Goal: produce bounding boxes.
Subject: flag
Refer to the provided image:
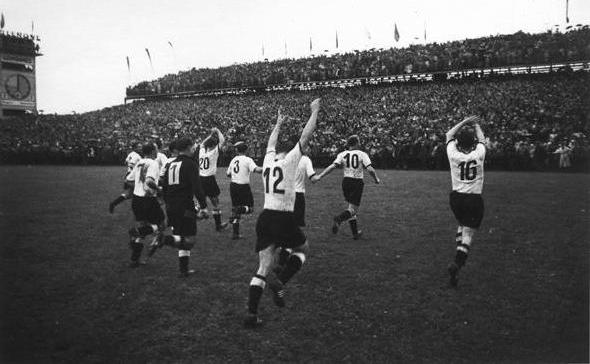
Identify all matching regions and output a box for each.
[335,31,339,49]
[126,56,130,72]
[145,48,153,70]
[309,37,313,52]
[566,0,569,23]
[365,27,372,40]
[168,41,174,48]
[394,23,400,42]
[32,20,35,34]
[1,13,5,29]
[284,41,288,56]
[424,22,427,41]
[261,42,265,56]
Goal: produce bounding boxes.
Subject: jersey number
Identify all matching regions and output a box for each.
[168,162,182,185]
[458,161,477,181]
[263,167,285,194]
[199,157,210,170]
[233,160,240,173]
[343,153,359,169]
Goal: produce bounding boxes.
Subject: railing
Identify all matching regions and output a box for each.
[125,60,590,103]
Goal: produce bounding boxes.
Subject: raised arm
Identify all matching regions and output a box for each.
[299,98,321,149]
[267,108,287,151]
[445,115,480,143]
[212,127,225,148]
[474,122,485,143]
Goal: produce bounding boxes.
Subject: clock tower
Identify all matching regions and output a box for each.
[0,30,41,118]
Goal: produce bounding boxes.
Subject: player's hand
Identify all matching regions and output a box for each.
[311,175,321,183]
[375,177,381,184]
[462,115,480,124]
[277,108,287,124]
[197,208,209,220]
[310,98,321,113]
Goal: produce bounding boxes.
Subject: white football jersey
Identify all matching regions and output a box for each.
[333,150,372,179]
[199,145,219,177]
[132,158,160,197]
[447,140,485,194]
[125,151,141,181]
[155,152,168,177]
[295,155,315,193]
[262,144,302,212]
[227,155,259,184]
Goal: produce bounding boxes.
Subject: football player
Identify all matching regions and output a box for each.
[276,144,315,271]
[226,141,262,239]
[244,99,320,328]
[109,143,141,213]
[157,137,209,277]
[445,116,486,287]
[154,139,169,179]
[199,127,228,231]
[313,135,380,239]
[127,143,165,267]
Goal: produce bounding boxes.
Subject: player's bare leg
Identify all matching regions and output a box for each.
[245,245,275,328]
[269,242,309,308]
[210,196,228,231]
[449,226,474,287]
[231,205,252,239]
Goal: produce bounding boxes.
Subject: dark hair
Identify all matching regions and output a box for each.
[456,127,476,150]
[204,135,218,149]
[176,137,194,152]
[141,142,156,156]
[168,140,178,153]
[347,135,359,148]
[235,142,248,153]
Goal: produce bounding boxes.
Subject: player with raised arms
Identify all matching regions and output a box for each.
[244,98,320,328]
[109,143,142,213]
[199,127,229,231]
[127,143,165,267]
[226,141,262,240]
[313,135,380,240]
[275,144,316,272]
[157,137,209,278]
[445,116,486,287]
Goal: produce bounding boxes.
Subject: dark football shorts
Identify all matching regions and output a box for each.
[131,196,165,225]
[200,175,220,198]
[255,209,307,252]
[294,192,306,227]
[342,177,364,206]
[230,182,254,208]
[449,191,484,228]
[166,202,197,237]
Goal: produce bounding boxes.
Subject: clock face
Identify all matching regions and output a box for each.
[5,74,31,100]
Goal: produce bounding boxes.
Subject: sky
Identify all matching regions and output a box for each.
[2,0,589,114]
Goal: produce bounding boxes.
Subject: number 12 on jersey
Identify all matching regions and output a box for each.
[263,166,285,194]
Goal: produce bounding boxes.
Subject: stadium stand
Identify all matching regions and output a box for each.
[1,29,588,170]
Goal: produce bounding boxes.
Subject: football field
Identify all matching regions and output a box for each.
[0,166,588,363]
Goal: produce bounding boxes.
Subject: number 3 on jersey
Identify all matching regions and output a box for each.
[263,166,284,194]
[458,160,477,181]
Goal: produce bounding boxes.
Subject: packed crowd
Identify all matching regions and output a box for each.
[127,28,590,96]
[2,71,588,171]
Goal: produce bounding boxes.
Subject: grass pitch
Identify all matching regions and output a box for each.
[0,166,588,363]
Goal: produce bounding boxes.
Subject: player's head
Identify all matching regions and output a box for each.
[347,135,360,149]
[154,138,163,151]
[275,135,298,157]
[204,133,219,149]
[141,142,157,159]
[177,137,196,157]
[133,142,142,153]
[234,141,248,154]
[168,140,178,156]
[456,126,477,151]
